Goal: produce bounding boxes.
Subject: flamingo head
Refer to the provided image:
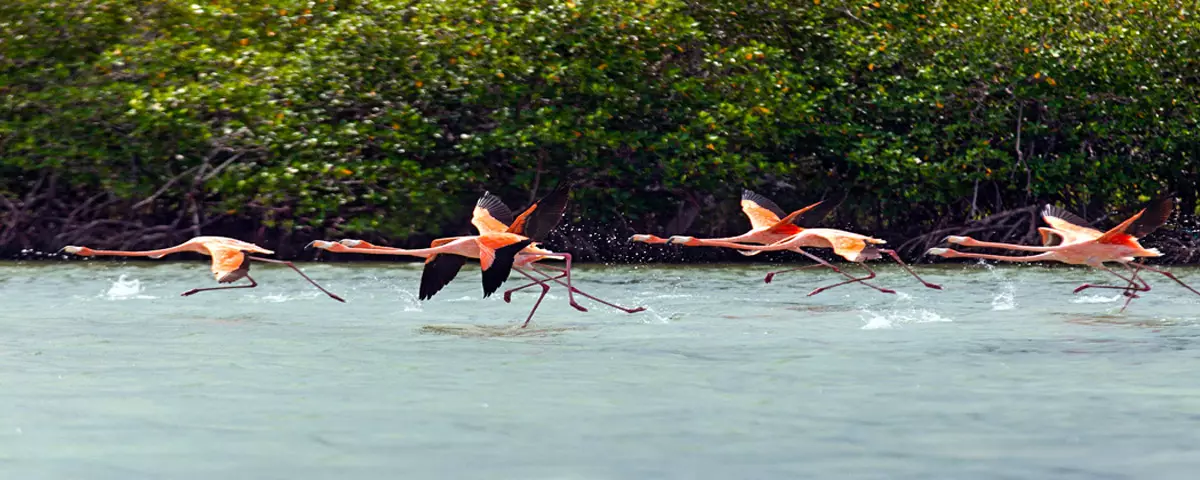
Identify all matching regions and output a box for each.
[943,235,972,245]
[925,247,961,258]
[667,236,702,246]
[60,246,94,256]
[306,240,348,252]
[629,234,668,244]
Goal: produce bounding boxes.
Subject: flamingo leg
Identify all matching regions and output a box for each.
[1072,265,1150,295]
[530,264,647,314]
[247,256,346,302]
[1135,263,1200,297]
[768,248,895,294]
[502,270,566,302]
[1119,264,1148,312]
[763,264,828,283]
[808,263,895,297]
[181,275,259,296]
[517,254,588,312]
[879,248,943,290]
[513,267,552,328]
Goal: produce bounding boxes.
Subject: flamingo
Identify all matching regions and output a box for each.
[468,189,646,324]
[926,197,1195,311]
[310,186,644,326]
[670,226,943,296]
[632,190,936,294]
[307,234,532,306]
[60,236,345,301]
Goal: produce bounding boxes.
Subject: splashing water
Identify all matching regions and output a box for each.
[991,283,1017,311]
[103,274,154,300]
[1071,293,1123,304]
[858,307,953,330]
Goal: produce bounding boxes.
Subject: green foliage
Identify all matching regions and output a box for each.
[2,0,1198,252]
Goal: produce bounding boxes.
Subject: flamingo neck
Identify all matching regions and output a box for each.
[87,246,191,258]
[952,252,1056,263]
[961,240,1059,252]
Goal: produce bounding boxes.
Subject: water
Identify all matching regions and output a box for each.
[2,259,1200,479]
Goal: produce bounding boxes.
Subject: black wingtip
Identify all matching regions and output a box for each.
[475,191,514,226]
[419,254,467,301]
[511,184,572,241]
[740,189,786,218]
[1041,204,1091,227]
[1128,195,1175,238]
[481,239,534,298]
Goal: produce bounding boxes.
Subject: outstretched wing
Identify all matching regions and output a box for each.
[508,183,571,241]
[1096,208,1144,246]
[1041,205,1102,241]
[1127,196,1174,238]
[419,254,467,301]
[767,201,824,234]
[481,239,534,298]
[805,229,885,262]
[473,191,514,234]
[741,189,784,230]
[208,245,249,283]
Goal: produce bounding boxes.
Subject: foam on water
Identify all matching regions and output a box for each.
[102,274,155,300]
[859,307,953,330]
[1071,293,1123,304]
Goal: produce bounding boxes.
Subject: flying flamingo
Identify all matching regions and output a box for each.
[632,190,935,294]
[468,189,646,324]
[310,186,644,326]
[670,226,943,296]
[307,234,532,304]
[926,197,1195,310]
[60,236,345,301]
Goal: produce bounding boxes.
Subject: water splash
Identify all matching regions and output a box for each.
[991,283,1017,311]
[1071,294,1122,304]
[859,308,952,330]
[103,274,155,300]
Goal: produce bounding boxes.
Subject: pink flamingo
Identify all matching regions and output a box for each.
[671,226,942,295]
[311,187,644,327]
[927,198,1195,311]
[61,236,345,301]
[634,190,935,294]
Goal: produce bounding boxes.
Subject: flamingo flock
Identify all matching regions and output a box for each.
[59,187,1200,325]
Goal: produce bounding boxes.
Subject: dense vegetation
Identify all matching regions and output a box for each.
[3,0,1199,261]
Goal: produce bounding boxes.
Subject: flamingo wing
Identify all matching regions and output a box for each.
[473,192,515,234]
[419,254,467,300]
[1096,208,1145,245]
[1127,196,1174,238]
[805,229,885,262]
[741,189,784,230]
[207,245,249,283]
[767,201,823,234]
[508,183,571,241]
[1041,205,1102,240]
[481,239,534,298]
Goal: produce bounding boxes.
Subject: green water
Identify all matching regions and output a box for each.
[2,260,1199,479]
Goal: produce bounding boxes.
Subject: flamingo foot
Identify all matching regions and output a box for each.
[1073,284,1094,294]
[570,302,589,312]
[627,307,648,314]
[764,273,776,284]
[181,289,200,297]
[503,291,514,303]
[924,282,944,290]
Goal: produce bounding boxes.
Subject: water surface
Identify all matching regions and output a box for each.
[2,260,1199,479]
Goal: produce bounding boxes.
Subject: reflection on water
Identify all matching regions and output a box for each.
[2,261,1200,479]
